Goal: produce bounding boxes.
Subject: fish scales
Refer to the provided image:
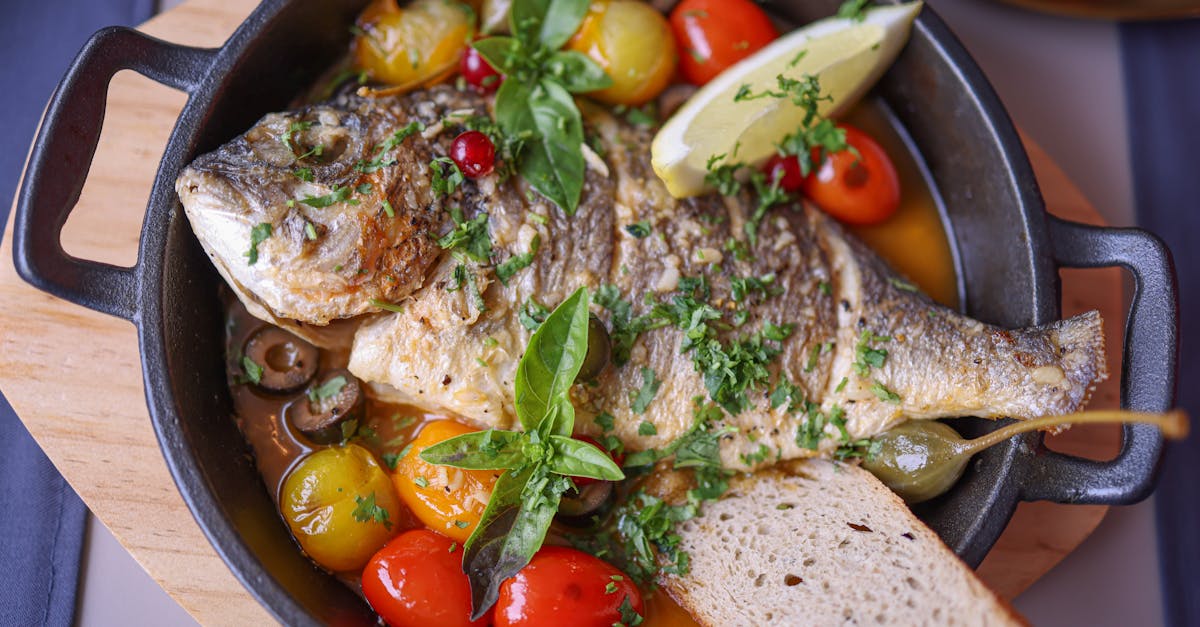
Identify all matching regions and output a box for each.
[176,85,1107,470]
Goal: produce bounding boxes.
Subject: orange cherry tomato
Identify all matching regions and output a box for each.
[801,124,901,226]
[566,0,678,106]
[669,0,778,86]
[495,546,643,627]
[362,529,486,627]
[393,420,499,543]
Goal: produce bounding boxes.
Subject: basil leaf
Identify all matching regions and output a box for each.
[513,286,590,433]
[471,37,521,75]
[462,466,568,618]
[497,79,585,213]
[545,50,612,93]
[536,397,576,441]
[547,435,624,480]
[512,0,590,50]
[419,430,527,470]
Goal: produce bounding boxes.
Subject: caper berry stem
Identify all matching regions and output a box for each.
[960,408,1190,456]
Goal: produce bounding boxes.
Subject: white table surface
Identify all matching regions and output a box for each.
[75,1,1164,624]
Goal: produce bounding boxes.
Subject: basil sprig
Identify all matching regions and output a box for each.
[471,0,612,214]
[420,287,624,617]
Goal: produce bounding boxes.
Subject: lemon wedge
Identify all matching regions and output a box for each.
[651,2,922,198]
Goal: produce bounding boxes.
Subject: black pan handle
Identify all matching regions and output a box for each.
[12,27,216,321]
[1021,216,1178,504]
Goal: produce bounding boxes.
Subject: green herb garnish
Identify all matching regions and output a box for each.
[470,0,612,213]
[352,493,392,529]
[245,223,272,265]
[419,288,623,618]
[630,367,661,414]
[437,207,492,262]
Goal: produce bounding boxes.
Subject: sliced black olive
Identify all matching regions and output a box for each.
[556,481,614,527]
[243,327,319,393]
[292,369,365,444]
[576,315,611,383]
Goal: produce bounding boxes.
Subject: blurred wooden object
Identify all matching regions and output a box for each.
[0,0,1123,623]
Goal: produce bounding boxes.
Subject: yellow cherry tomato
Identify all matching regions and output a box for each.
[394,420,499,543]
[280,444,403,573]
[354,0,475,90]
[567,0,678,106]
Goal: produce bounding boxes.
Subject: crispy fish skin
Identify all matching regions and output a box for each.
[179,86,1106,470]
[175,90,463,327]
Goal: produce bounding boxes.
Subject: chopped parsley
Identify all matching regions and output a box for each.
[637,421,657,436]
[369,299,404,314]
[381,452,401,470]
[630,367,662,414]
[804,345,821,373]
[730,272,779,303]
[871,380,901,403]
[429,156,465,197]
[770,377,803,411]
[624,221,652,238]
[308,376,347,403]
[300,185,356,208]
[279,120,314,152]
[835,376,849,393]
[594,284,662,366]
[495,235,541,285]
[853,330,890,376]
[616,596,644,627]
[837,0,871,21]
[595,412,615,432]
[245,222,272,265]
[240,356,263,385]
[293,167,313,182]
[888,277,919,292]
[518,298,550,331]
[454,520,470,529]
[352,493,392,529]
[356,121,425,173]
[739,443,772,466]
[414,476,429,489]
[437,207,492,262]
[304,222,319,241]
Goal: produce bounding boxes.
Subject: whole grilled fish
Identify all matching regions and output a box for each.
[176,85,1106,470]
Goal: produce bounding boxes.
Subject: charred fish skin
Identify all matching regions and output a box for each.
[177,85,1107,469]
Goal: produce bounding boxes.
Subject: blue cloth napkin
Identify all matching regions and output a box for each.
[0,1,153,624]
[1120,20,1200,627]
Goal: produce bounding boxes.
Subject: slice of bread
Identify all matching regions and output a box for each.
[660,460,1026,626]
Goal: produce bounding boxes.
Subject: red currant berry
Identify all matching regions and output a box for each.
[450,131,496,178]
[460,47,503,94]
[762,154,805,192]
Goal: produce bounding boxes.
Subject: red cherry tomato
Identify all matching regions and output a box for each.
[669,0,778,86]
[495,546,643,627]
[571,436,625,488]
[762,153,805,192]
[460,45,503,93]
[362,529,486,627]
[802,124,900,226]
[450,130,496,178]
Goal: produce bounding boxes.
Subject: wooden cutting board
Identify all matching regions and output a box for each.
[0,0,1124,624]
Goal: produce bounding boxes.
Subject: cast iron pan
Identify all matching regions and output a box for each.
[11,0,1179,624]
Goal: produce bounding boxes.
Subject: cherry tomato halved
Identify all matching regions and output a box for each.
[670,0,778,86]
[495,546,643,627]
[362,529,486,627]
[801,124,901,226]
[571,436,624,488]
